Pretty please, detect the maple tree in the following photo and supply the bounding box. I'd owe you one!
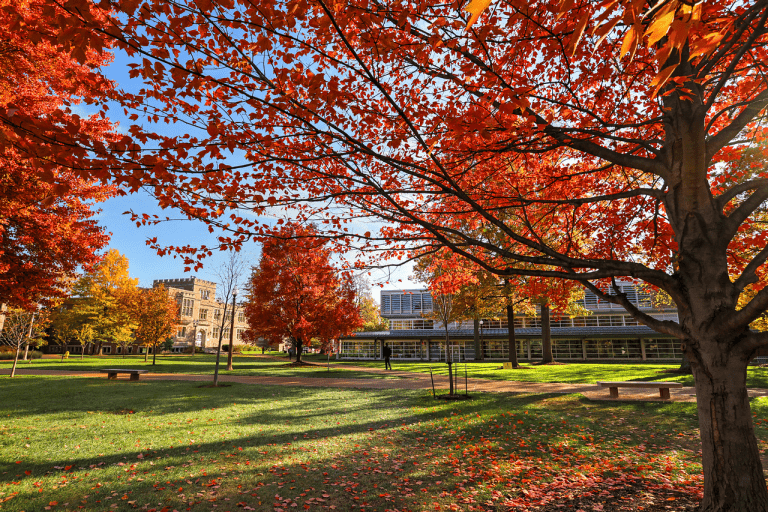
[50,0,768,507]
[242,225,362,363]
[0,0,119,310]
[132,284,179,364]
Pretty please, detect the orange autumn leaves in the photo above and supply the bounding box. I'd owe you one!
[243,224,362,356]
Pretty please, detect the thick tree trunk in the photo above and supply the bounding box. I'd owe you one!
[678,353,693,374]
[506,304,519,368]
[295,338,303,363]
[152,346,157,365]
[23,342,29,361]
[690,348,768,511]
[541,303,553,364]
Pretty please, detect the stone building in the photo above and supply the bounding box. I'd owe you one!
[153,277,249,353]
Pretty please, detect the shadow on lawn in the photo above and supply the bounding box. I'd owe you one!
[0,378,706,512]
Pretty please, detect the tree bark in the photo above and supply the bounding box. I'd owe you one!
[506,304,519,368]
[23,341,29,361]
[690,346,768,511]
[9,345,20,378]
[445,331,454,395]
[541,303,553,364]
[295,338,303,363]
[152,345,157,365]
[678,353,693,374]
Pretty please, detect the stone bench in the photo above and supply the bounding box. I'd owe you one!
[597,381,684,400]
[99,369,149,381]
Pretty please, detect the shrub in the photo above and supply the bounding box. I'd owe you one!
[0,350,43,360]
[0,346,14,354]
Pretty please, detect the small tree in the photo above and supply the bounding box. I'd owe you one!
[132,285,179,365]
[212,252,246,382]
[1,309,46,377]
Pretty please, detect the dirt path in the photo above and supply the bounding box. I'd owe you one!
[7,363,766,402]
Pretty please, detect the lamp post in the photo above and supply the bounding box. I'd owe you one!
[479,320,484,360]
[227,287,238,371]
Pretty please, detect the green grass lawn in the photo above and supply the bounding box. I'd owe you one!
[336,360,768,388]
[6,354,768,389]
[3,376,755,511]
[0,354,399,380]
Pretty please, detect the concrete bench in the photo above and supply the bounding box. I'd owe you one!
[100,369,149,381]
[597,381,684,400]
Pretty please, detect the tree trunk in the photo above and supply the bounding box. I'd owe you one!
[541,303,553,364]
[144,348,148,362]
[445,331,454,395]
[506,304,519,368]
[213,332,225,386]
[9,345,20,378]
[296,338,303,363]
[678,353,693,374]
[23,341,29,361]
[690,347,768,511]
[152,346,157,365]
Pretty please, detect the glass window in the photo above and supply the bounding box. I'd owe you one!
[199,309,208,320]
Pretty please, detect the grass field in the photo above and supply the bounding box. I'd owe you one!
[6,353,768,388]
[3,376,768,511]
[334,359,768,388]
[0,354,400,380]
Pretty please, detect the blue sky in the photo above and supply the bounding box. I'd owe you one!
[91,40,419,296]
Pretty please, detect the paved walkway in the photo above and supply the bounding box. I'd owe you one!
[8,362,768,403]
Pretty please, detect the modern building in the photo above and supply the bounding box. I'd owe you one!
[339,284,684,362]
[154,277,249,353]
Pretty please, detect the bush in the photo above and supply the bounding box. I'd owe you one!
[0,346,14,354]
[0,350,43,360]
[221,344,230,353]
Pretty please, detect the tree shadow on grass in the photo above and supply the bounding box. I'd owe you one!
[0,380,707,512]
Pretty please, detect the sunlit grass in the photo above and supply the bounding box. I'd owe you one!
[4,376,761,511]
[336,360,768,388]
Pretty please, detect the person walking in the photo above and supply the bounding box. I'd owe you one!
[383,343,392,370]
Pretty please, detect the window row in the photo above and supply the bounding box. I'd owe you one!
[339,338,683,361]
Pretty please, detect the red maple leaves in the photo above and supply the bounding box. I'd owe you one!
[243,224,362,360]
